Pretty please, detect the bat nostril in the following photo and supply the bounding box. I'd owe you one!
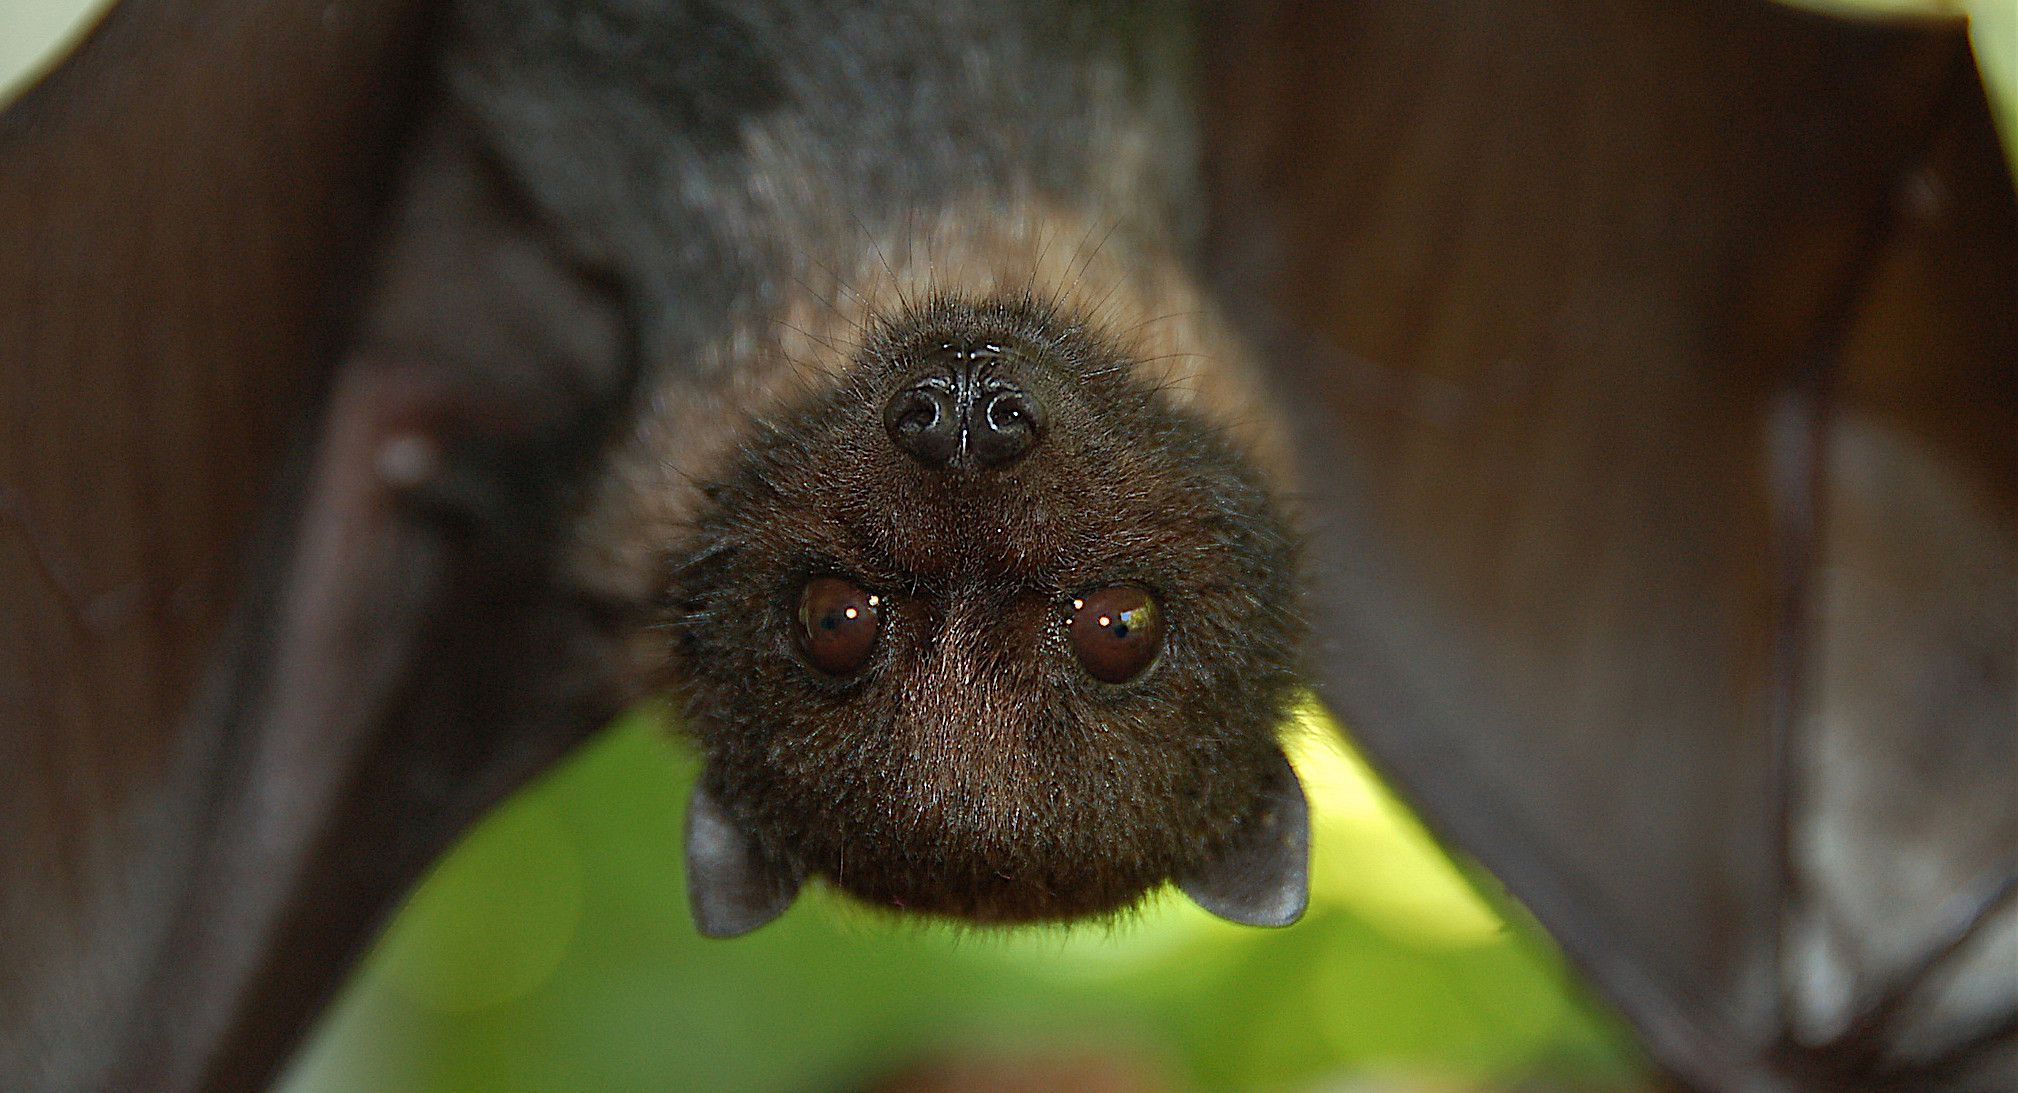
[971,384,1043,466]
[884,381,961,468]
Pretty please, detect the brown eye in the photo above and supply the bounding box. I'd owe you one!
[1068,586,1162,684]
[796,577,881,675]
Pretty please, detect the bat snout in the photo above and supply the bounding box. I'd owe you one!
[883,341,1045,470]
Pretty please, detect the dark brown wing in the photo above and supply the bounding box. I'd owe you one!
[0,0,432,1084]
[1202,1,2016,1088]
[0,3,637,1088]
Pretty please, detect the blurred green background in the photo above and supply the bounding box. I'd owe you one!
[277,705,1643,1092]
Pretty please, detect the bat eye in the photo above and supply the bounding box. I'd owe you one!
[1068,586,1162,684]
[796,577,881,675]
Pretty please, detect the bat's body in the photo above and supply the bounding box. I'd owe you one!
[439,0,1310,932]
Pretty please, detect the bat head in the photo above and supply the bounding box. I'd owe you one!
[666,294,1307,935]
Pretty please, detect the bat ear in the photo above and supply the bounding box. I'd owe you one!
[685,777,804,938]
[1178,746,1310,927]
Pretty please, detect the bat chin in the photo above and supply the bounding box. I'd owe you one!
[830,865,1158,927]
[683,746,1311,937]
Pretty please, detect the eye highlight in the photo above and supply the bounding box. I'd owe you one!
[796,577,881,675]
[1068,586,1162,683]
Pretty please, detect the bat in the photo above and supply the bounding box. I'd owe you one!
[439,0,1312,935]
[5,0,2011,1089]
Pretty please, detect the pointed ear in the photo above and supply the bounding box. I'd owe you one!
[685,777,804,938]
[1178,746,1310,927]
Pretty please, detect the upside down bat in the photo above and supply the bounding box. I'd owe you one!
[3,0,2011,1089]
[420,0,1313,935]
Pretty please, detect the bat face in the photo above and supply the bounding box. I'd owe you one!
[665,293,1308,933]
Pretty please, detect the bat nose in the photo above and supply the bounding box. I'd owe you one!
[883,342,1045,469]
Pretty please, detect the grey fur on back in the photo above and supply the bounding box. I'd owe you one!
[446,0,1200,373]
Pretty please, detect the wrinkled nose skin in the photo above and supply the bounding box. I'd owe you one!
[883,342,1046,470]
